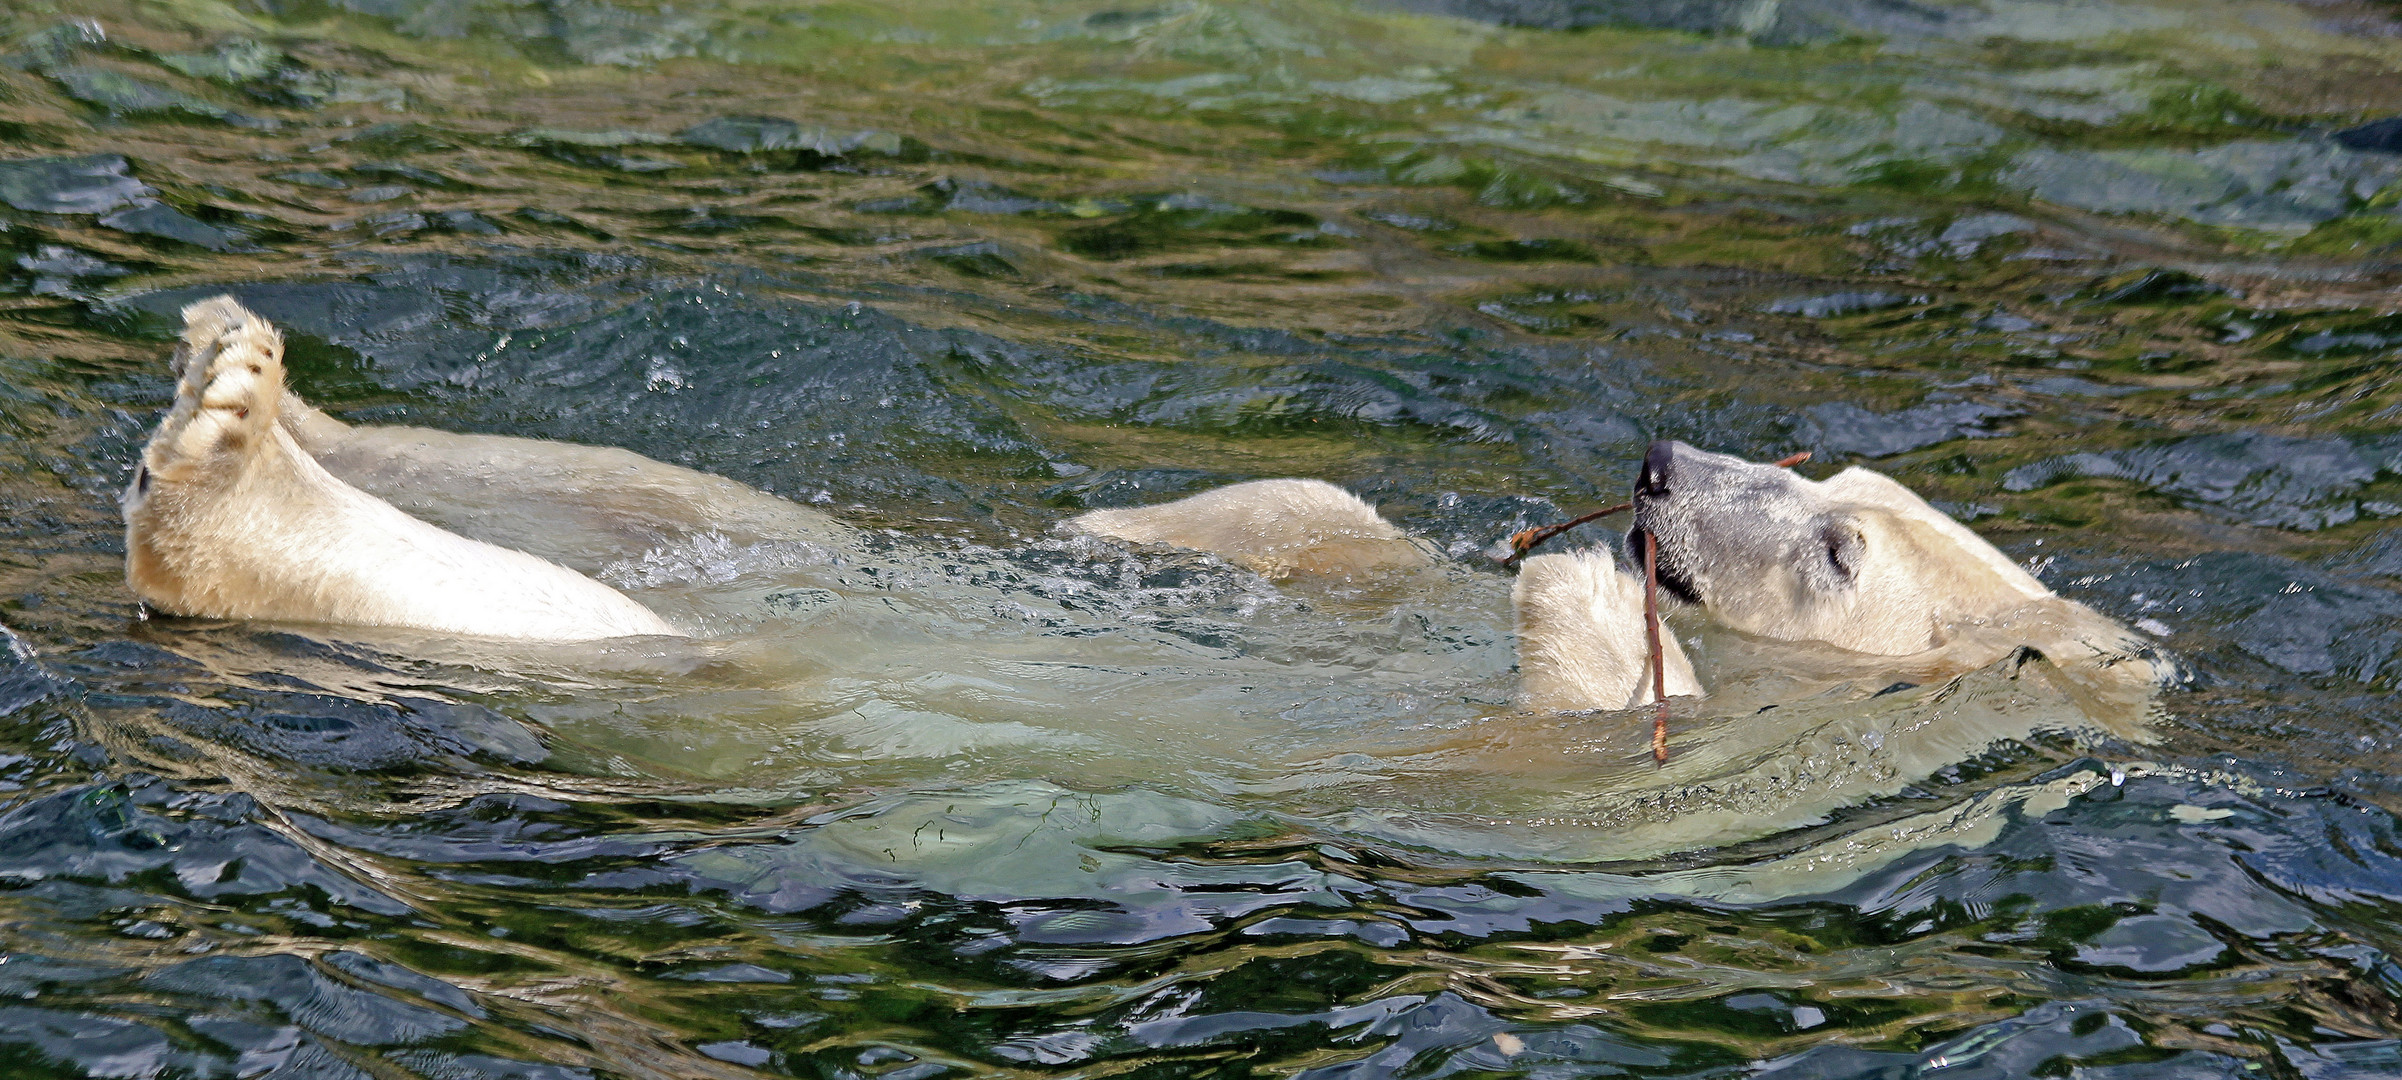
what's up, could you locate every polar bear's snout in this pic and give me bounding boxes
[1634,439,1675,499]
[1629,440,1830,610]
[1629,440,1711,605]
[1628,439,2089,657]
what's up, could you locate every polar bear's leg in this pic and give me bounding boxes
[263,367,845,567]
[124,296,326,617]
[292,420,851,567]
[1059,479,1430,579]
[124,297,680,641]
[1513,548,1701,713]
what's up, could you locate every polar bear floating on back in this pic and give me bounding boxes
[124,296,2159,728]
[1055,453,2158,719]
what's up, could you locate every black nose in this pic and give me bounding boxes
[1637,440,1677,496]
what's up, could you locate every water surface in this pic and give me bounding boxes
[1,1,2400,1076]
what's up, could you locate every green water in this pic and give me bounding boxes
[0,0,2398,1077]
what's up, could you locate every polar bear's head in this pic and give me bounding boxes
[1630,441,2054,656]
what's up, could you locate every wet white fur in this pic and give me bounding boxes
[1793,468,2056,652]
[1066,466,2154,717]
[1683,466,2087,658]
[122,297,678,641]
[1062,481,1691,712]
[122,300,2132,720]
[1512,548,1701,712]
[1795,468,2158,716]
[1059,479,1430,579]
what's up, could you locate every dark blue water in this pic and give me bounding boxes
[2,1,2401,1076]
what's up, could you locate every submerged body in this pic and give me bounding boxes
[1059,479,1431,580]
[118,298,2161,863]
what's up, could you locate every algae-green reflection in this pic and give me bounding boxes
[0,0,2396,1075]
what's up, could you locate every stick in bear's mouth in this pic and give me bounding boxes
[1643,528,1668,764]
[1495,449,1812,764]
[1495,451,1810,568]
[1496,502,1633,568]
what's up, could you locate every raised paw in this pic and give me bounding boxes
[143,296,288,481]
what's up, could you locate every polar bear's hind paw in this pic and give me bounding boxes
[148,296,286,473]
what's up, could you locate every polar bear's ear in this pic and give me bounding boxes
[1801,518,1865,592]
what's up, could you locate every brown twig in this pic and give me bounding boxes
[1495,449,1812,764]
[1496,501,1634,567]
[1495,452,1810,568]
[1643,529,1667,765]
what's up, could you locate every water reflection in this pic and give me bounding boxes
[0,0,2397,1074]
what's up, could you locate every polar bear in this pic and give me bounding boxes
[124,297,2151,730]
[123,296,681,641]
[1627,439,2156,685]
[1062,443,2161,719]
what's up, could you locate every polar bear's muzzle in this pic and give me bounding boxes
[1629,439,1725,605]
[1631,439,1851,611]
